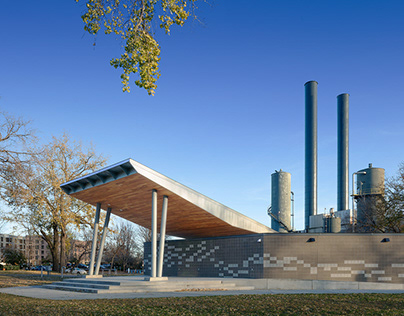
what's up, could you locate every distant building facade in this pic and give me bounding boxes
[0,233,52,266]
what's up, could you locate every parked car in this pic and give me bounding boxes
[77,264,88,271]
[65,267,87,275]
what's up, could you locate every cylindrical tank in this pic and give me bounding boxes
[337,93,349,211]
[271,170,291,233]
[323,217,341,233]
[305,80,318,231]
[355,163,385,228]
[356,163,385,195]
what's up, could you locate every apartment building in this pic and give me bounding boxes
[1,233,89,266]
[0,234,51,266]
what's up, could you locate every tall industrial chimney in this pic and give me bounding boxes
[337,94,349,211]
[305,81,318,231]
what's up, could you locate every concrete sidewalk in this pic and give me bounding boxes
[1,285,404,300]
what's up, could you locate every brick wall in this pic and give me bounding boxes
[144,233,404,283]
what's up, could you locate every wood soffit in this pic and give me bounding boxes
[64,159,272,238]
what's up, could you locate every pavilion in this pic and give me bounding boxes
[61,158,274,279]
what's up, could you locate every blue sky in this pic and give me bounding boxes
[1,0,403,231]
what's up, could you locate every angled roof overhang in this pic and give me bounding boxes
[61,159,274,238]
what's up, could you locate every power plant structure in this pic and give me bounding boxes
[269,81,385,233]
[61,80,401,286]
[268,170,292,233]
[353,163,385,230]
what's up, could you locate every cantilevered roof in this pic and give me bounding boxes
[61,159,274,238]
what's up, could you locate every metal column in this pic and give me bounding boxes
[157,195,168,277]
[305,81,318,231]
[95,207,111,275]
[337,94,349,211]
[151,189,158,278]
[89,203,101,276]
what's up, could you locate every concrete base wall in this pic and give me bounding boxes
[227,278,404,290]
[144,233,404,284]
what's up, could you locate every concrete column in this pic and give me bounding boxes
[151,189,158,277]
[157,195,168,277]
[95,207,111,275]
[89,203,101,276]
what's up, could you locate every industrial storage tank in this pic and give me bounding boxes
[356,163,385,195]
[271,170,291,233]
[323,217,341,233]
[354,163,385,231]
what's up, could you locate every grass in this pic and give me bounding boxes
[0,293,403,315]
[0,272,403,315]
[0,270,62,288]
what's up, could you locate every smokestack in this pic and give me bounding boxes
[337,94,349,211]
[305,81,318,230]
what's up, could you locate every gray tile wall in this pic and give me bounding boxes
[144,233,404,283]
[144,234,264,278]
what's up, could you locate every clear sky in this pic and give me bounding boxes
[1,0,403,231]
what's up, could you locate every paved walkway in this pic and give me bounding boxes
[1,285,403,300]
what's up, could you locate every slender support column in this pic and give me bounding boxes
[151,189,158,278]
[95,207,111,275]
[157,195,168,277]
[89,203,101,276]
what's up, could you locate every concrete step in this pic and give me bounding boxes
[63,279,122,286]
[49,282,112,290]
[43,278,257,294]
[42,284,100,293]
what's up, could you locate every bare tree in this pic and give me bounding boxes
[104,221,142,271]
[355,163,404,233]
[136,225,151,243]
[0,110,35,166]
[0,209,5,233]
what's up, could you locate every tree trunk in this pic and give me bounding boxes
[52,225,60,272]
[60,229,66,272]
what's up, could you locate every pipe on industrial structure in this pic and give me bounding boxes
[337,93,349,211]
[305,81,318,230]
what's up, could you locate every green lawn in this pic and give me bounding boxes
[0,272,403,315]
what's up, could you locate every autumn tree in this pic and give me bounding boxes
[77,0,200,95]
[0,134,106,272]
